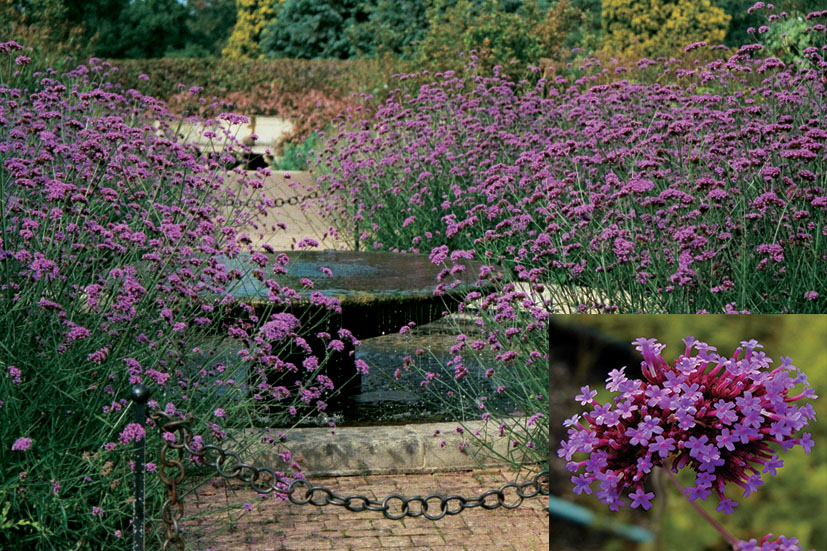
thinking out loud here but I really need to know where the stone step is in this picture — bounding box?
[177,115,294,151]
[230,417,532,478]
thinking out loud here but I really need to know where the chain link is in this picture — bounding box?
[271,190,320,208]
[152,410,549,550]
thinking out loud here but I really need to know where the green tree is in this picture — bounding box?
[61,0,124,50]
[601,0,731,57]
[168,0,237,57]
[223,0,279,59]
[261,0,366,59]
[0,0,81,53]
[91,0,188,58]
[346,0,429,58]
[570,0,602,51]
[524,0,589,61]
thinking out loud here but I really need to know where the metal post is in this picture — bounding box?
[130,383,150,551]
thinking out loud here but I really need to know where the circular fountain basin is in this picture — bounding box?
[221,250,495,402]
[223,250,491,339]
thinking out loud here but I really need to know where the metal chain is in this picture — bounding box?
[271,189,320,208]
[152,410,549,550]
[154,414,193,551]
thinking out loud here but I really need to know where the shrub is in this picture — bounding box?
[104,57,408,109]
[98,0,190,58]
[0,1,85,58]
[219,85,364,146]
[346,0,430,58]
[178,0,238,58]
[526,0,590,64]
[105,57,411,144]
[107,58,349,100]
[276,131,322,170]
[417,0,544,78]
[600,0,731,57]
[570,0,604,51]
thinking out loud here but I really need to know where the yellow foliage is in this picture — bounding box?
[222,0,281,59]
[601,0,730,58]
[527,0,587,62]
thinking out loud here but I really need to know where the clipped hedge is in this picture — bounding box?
[105,57,412,145]
[106,57,409,106]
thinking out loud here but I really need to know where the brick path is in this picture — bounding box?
[182,468,549,551]
[226,170,350,251]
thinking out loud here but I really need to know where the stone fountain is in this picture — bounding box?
[221,250,494,407]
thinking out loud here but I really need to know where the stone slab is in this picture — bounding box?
[177,115,295,153]
[232,418,532,477]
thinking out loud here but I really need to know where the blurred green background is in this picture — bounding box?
[552,315,827,551]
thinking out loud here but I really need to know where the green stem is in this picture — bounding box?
[653,467,667,551]
[662,467,739,550]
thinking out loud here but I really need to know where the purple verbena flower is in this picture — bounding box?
[12,437,32,451]
[558,337,817,512]
[628,487,655,510]
[118,423,146,445]
[737,534,805,551]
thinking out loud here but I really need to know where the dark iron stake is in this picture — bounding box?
[130,384,150,551]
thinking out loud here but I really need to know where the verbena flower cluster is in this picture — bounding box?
[558,337,817,515]
[737,533,811,551]
[317,12,827,314]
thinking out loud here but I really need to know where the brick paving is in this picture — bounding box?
[181,467,549,551]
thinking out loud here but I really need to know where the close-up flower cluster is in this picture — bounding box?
[558,337,817,514]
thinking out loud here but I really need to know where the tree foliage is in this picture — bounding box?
[222,0,279,59]
[601,0,731,57]
[416,0,544,75]
[258,0,592,66]
[0,0,81,54]
[95,0,189,58]
[526,0,589,62]
[411,0,592,76]
[2,0,231,58]
[261,0,365,59]
[170,0,237,57]
[346,0,429,58]
[568,0,603,51]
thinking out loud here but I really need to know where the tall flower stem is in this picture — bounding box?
[653,467,667,551]
[661,467,739,550]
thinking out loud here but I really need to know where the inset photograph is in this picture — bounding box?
[549,315,826,551]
